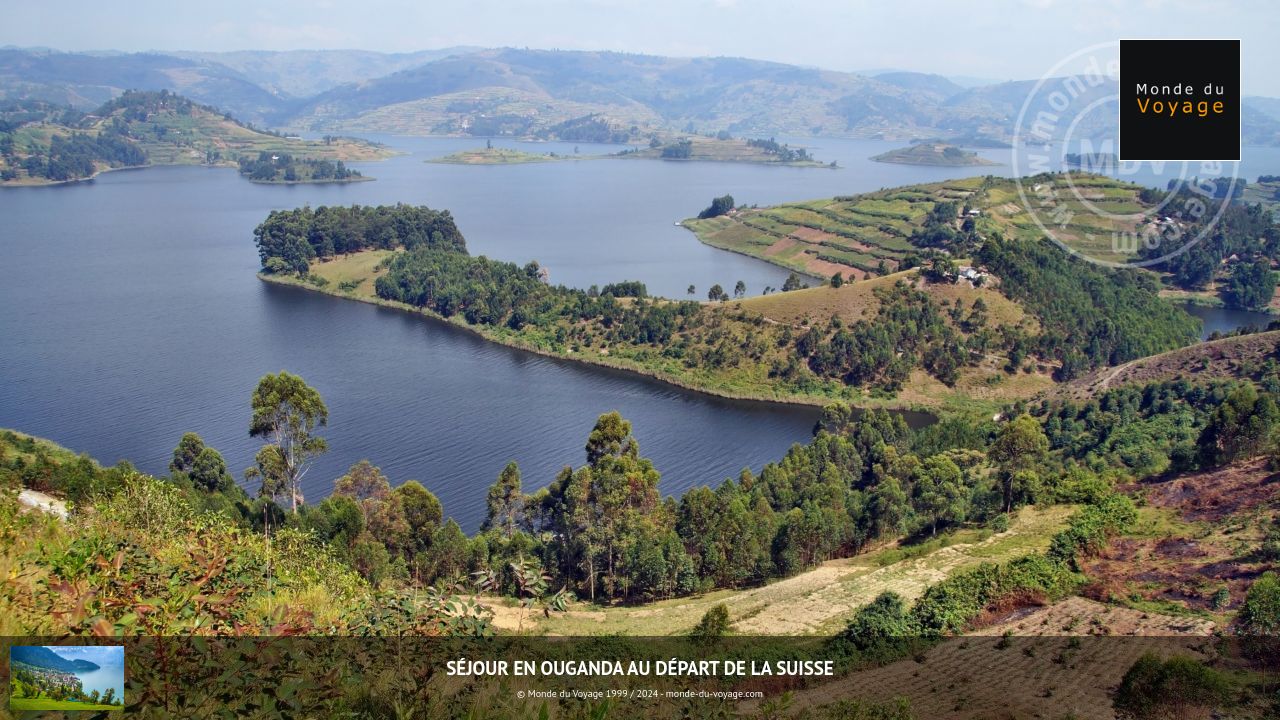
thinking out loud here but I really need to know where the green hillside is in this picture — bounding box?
[0,91,391,185]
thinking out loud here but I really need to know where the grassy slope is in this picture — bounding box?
[9,697,120,711]
[1242,179,1280,221]
[737,269,1055,412]
[1052,329,1280,402]
[0,429,86,466]
[492,505,1074,636]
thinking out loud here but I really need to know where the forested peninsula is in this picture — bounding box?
[253,190,1203,414]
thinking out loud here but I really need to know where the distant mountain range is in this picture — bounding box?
[2,46,1278,146]
[10,646,99,673]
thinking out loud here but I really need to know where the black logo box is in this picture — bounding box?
[1119,39,1240,162]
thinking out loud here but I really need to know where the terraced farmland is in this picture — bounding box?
[683,174,1153,277]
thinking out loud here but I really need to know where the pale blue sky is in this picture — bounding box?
[41,645,125,665]
[4,0,1278,94]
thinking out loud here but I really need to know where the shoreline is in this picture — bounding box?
[678,220,826,282]
[0,162,151,188]
[258,271,938,418]
[245,174,376,185]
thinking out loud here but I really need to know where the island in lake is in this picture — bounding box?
[238,151,371,183]
[871,142,998,166]
[1063,151,1119,170]
[618,135,835,167]
[427,146,569,164]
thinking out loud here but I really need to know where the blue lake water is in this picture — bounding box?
[2,135,1277,529]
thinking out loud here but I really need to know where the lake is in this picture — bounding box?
[1,136,1275,529]
[74,664,125,703]
[1179,302,1278,340]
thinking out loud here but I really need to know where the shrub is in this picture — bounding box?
[1114,654,1233,719]
[690,603,731,644]
[1047,494,1137,568]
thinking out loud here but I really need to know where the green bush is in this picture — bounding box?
[1047,494,1137,568]
[1114,654,1233,719]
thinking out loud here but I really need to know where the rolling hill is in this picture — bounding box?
[0,90,390,185]
[0,48,288,125]
[10,646,99,673]
[2,47,1280,145]
[288,50,1280,143]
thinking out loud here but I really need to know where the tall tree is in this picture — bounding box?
[247,371,328,512]
[989,414,1049,512]
[913,455,966,535]
[169,432,206,475]
[483,461,524,537]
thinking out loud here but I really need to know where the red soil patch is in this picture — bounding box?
[763,237,798,256]
[800,251,867,279]
[1083,458,1280,612]
[788,226,836,244]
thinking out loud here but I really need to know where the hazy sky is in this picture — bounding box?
[5,0,1278,94]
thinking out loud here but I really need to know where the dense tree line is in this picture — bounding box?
[375,246,694,343]
[698,194,735,219]
[254,204,467,273]
[978,236,1202,379]
[7,130,146,182]
[540,114,634,144]
[660,139,693,158]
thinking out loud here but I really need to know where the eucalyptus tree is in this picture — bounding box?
[246,371,328,512]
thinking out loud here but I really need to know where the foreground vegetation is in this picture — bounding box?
[6,344,1280,715]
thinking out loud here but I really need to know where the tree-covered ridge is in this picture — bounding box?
[375,247,698,340]
[253,204,466,273]
[977,236,1203,379]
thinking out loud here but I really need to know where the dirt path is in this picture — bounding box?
[1093,359,1135,393]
